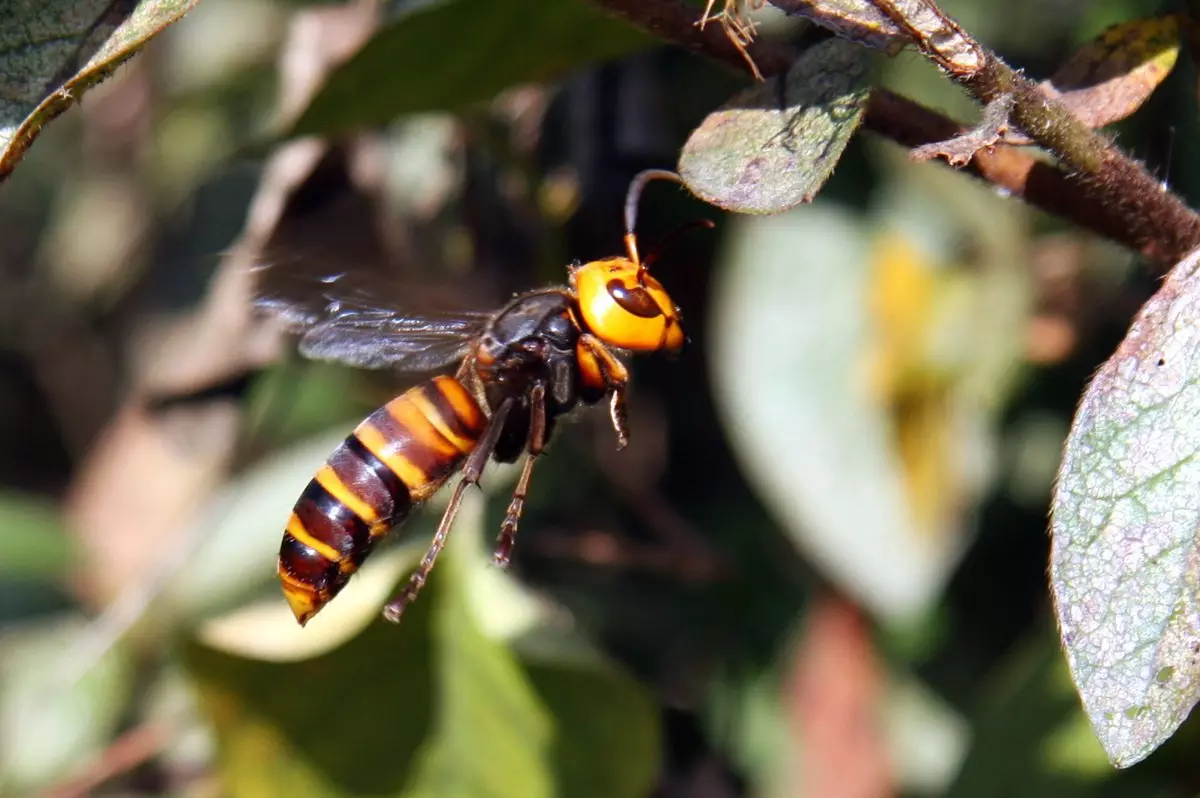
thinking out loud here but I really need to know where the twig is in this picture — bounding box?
[589,0,1200,265]
[870,0,1200,264]
[37,723,172,798]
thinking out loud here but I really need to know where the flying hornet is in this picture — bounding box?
[257,170,705,626]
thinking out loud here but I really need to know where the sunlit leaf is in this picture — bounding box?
[765,0,910,54]
[0,615,133,795]
[289,0,652,137]
[187,547,550,795]
[0,491,73,578]
[710,163,1029,621]
[678,38,870,214]
[0,0,200,183]
[710,205,945,619]
[1051,246,1200,767]
[1045,14,1181,130]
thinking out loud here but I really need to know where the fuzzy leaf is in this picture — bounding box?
[1051,246,1200,767]
[678,37,870,214]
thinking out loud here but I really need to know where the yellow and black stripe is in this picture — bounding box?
[277,375,488,624]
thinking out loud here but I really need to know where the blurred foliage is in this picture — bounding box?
[1,0,1199,796]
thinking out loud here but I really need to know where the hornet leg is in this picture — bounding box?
[382,397,514,623]
[493,383,547,567]
[580,334,631,450]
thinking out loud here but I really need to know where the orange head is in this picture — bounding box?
[570,252,684,352]
[569,169,709,353]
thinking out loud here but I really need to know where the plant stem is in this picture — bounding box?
[870,0,1200,264]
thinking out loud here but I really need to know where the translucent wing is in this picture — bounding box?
[254,269,493,373]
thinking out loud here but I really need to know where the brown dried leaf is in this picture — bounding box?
[66,5,379,615]
[785,595,893,798]
[767,0,911,55]
[994,13,1185,147]
[911,94,1013,166]
[1049,14,1182,129]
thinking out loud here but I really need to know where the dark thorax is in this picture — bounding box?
[472,288,600,463]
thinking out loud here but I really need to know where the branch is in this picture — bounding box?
[869,0,1200,265]
[590,0,1200,266]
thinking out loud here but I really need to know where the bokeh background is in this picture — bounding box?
[2,0,1199,795]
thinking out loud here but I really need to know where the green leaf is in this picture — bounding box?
[185,517,659,797]
[709,205,947,620]
[677,37,871,214]
[289,0,653,137]
[0,0,200,183]
[0,615,133,795]
[947,628,1108,797]
[0,491,73,578]
[709,167,1029,622]
[1051,247,1200,767]
[525,660,659,798]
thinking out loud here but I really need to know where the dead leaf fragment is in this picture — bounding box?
[1048,14,1181,129]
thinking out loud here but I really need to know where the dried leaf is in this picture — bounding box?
[1045,14,1181,130]
[865,0,982,73]
[767,0,911,54]
[678,37,870,214]
[0,0,200,183]
[1051,246,1200,767]
[786,596,892,798]
[911,94,1013,166]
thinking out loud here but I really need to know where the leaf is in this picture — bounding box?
[947,628,1108,797]
[187,554,550,796]
[1045,14,1181,130]
[185,502,659,797]
[0,0,200,183]
[0,615,133,795]
[0,491,73,578]
[289,0,652,138]
[709,166,1029,621]
[784,596,891,797]
[1051,246,1200,767]
[765,0,911,54]
[709,205,947,619]
[522,660,659,798]
[677,37,870,215]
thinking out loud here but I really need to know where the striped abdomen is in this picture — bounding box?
[277,375,487,625]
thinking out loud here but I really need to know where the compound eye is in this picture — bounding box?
[607,279,662,318]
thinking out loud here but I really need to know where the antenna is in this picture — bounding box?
[623,169,685,267]
[642,218,717,270]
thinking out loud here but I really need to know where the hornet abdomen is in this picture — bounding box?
[277,375,487,624]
